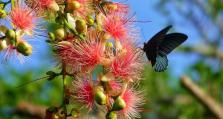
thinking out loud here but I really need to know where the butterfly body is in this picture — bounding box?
[143,25,188,72]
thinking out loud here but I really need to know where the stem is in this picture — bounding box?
[62,63,67,119]
[11,0,14,10]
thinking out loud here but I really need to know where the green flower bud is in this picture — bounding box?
[55,28,66,39]
[94,87,107,105]
[86,15,94,26]
[106,111,117,119]
[0,40,7,50]
[48,32,55,41]
[75,19,87,34]
[106,42,113,48]
[112,96,126,111]
[0,10,7,19]
[16,41,32,56]
[5,29,16,40]
[71,1,81,10]
[5,29,16,45]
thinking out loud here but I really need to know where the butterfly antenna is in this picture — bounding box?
[15,76,49,88]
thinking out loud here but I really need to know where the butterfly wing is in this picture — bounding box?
[143,25,172,66]
[153,55,168,72]
[159,33,188,56]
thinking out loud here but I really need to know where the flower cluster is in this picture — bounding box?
[0,0,146,118]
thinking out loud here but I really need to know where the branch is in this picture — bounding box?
[14,101,46,118]
[179,46,223,62]
[180,76,223,119]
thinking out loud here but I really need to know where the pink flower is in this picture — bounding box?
[110,42,143,81]
[57,35,104,71]
[10,7,35,31]
[118,88,144,119]
[103,14,129,40]
[72,78,94,109]
[109,80,121,91]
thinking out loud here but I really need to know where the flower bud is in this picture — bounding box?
[5,29,16,45]
[75,19,87,34]
[106,111,117,119]
[16,41,32,56]
[0,40,7,50]
[0,9,7,18]
[112,96,126,111]
[5,29,16,40]
[106,42,113,48]
[48,1,59,12]
[71,1,81,10]
[94,87,107,105]
[55,28,66,39]
[86,15,94,26]
[48,32,55,41]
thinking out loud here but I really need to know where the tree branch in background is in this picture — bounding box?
[179,46,223,62]
[14,101,46,118]
[180,76,223,119]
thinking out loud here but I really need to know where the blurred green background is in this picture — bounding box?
[1,0,223,119]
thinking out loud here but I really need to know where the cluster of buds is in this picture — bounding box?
[0,2,36,60]
[1,0,147,118]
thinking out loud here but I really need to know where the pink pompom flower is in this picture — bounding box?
[10,6,36,31]
[102,14,130,40]
[57,35,104,72]
[110,42,143,81]
[72,77,95,109]
[118,88,144,119]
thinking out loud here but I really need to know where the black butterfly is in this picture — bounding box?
[143,25,188,72]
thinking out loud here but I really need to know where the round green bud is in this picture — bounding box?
[55,28,66,39]
[106,111,117,119]
[5,29,16,40]
[95,88,107,105]
[106,42,113,48]
[16,41,32,56]
[48,32,55,41]
[112,96,126,111]
[0,10,7,19]
[86,15,94,26]
[0,40,7,50]
[75,19,87,34]
[71,1,81,10]
[5,29,16,45]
